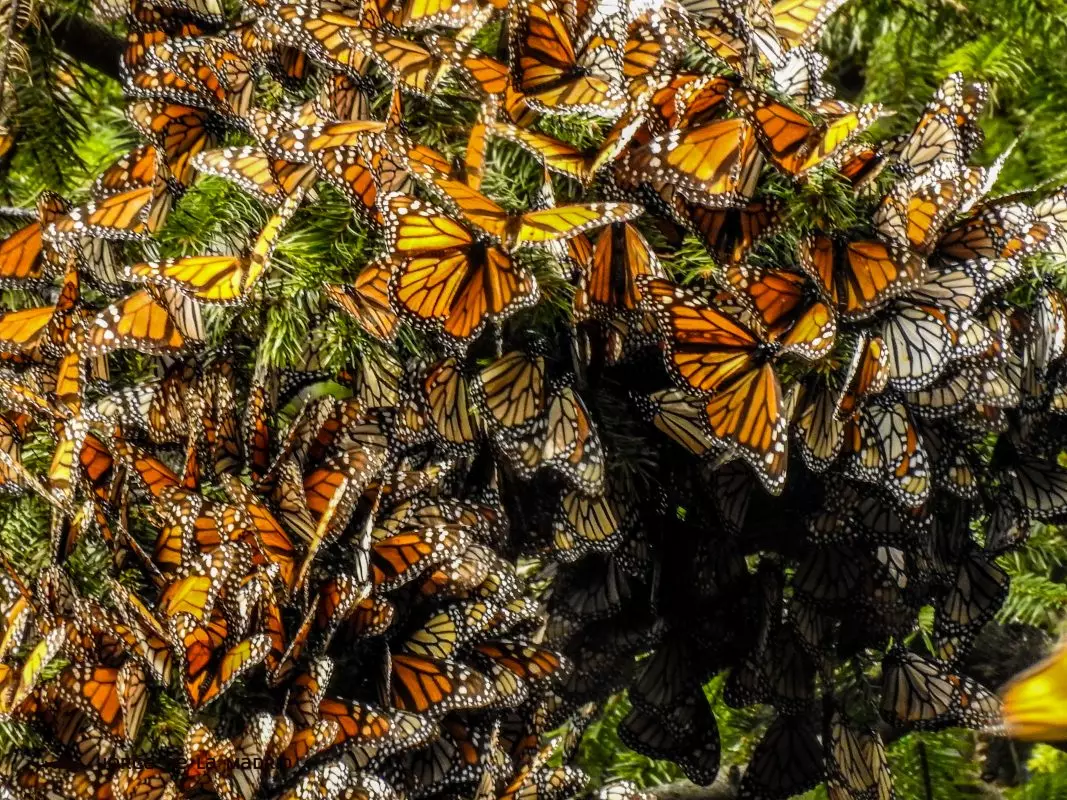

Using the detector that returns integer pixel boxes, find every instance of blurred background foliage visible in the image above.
[2,0,1067,797]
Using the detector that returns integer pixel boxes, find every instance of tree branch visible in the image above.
[0,206,34,219]
[649,769,741,800]
[40,10,123,81]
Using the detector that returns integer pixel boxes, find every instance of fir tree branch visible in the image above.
[39,10,123,81]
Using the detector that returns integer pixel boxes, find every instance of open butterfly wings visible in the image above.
[383,193,540,342]
[639,277,789,492]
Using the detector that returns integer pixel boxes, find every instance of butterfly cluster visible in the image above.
[0,0,1065,795]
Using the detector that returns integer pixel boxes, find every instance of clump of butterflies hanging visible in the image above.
[0,0,1065,794]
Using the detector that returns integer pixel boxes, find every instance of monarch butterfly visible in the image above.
[769,46,831,105]
[172,611,271,709]
[90,144,164,204]
[1001,636,1067,741]
[192,145,316,206]
[387,650,496,715]
[621,9,693,81]
[874,161,970,255]
[44,183,169,244]
[383,194,539,342]
[265,759,348,799]
[834,141,889,190]
[937,201,1053,271]
[111,766,181,800]
[122,189,303,303]
[635,388,722,459]
[573,222,664,323]
[372,524,470,592]
[471,348,547,432]
[0,216,51,285]
[0,304,58,358]
[57,659,148,742]
[108,579,174,683]
[310,575,366,648]
[399,602,494,661]
[349,595,396,638]
[283,657,332,729]
[846,400,931,508]
[93,360,195,445]
[931,73,988,156]
[0,625,66,716]
[127,100,222,188]
[326,262,399,343]
[482,118,592,184]
[496,382,605,495]
[687,197,780,269]
[880,648,1000,730]
[550,553,632,622]
[728,87,882,177]
[272,119,388,159]
[128,0,224,33]
[348,24,448,96]
[1033,187,1067,258]
[876,278,990,393]
[309,70,369,122]
[736,714,824,799]
[314,146,382,221]
[411,357,479,453]
[84,289,187,357]
[272,7,371,78]
[793,379,847,475]
[299,452,388,587]
[418,542,495,596]
[799,235,924,321]
[496,764,588,800]
[156,543,244,620]
[507,0,624,115]
[315,695,436,755]
[618,118,762,208]
[725,625,816,714]
[640,277,790,492]
[182,719,255,795]
[618,699,721,786]
[219,476,299,594]
[140,37,253,118]
[825,710,894,800]
[771,0,850,48]
[724,263,837,362]
[551,488,624,560]
[999,449,1067,522]
[381,0,484,31]
[835,333,890,420]
[401,717,499,795]
[410,170,642,250]
[933,549,1008,663]
[476,640,567,690]
[424,33,511,97]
